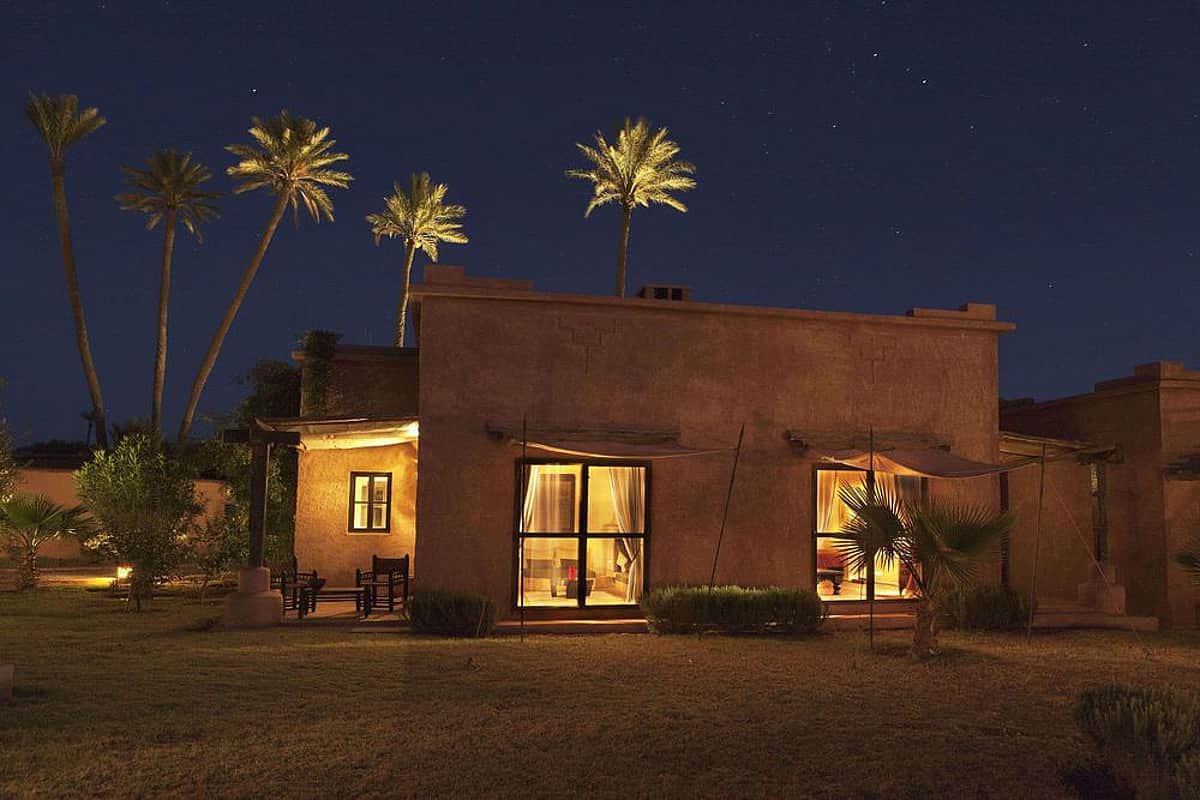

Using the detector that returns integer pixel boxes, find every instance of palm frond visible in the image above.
[115,149,221,240]
[0,494,92,549]
[225,110,352,222]
[365,171,469,258]
[25,93,106,160]
[832,483,908,578]
[566,117,696,216]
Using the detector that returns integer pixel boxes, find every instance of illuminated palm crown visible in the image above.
[116,150,221,241]
[566,117,696,217]
[367,172,468,260]
[25,93,106,159]
[226,110,352,222]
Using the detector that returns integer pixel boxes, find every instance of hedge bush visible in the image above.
[408,589,497,637]
[1075,684,1200,799]
[942,584,1029,630]
[641,585,825,635]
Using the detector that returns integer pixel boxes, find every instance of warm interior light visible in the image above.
[116,566,132,581]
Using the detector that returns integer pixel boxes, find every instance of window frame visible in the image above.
[348,471,393,533]
[512,458,651,610]
[812,464,927,602]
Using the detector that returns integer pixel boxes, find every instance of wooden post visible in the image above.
[1026,443,1048,640]
[220,424,299,629]
[248,440,270,569]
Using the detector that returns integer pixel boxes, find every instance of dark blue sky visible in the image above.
[4,1,1199,444]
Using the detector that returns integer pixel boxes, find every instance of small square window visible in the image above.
[349,472,391,532]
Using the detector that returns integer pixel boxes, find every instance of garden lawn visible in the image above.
[3,588,1200,799]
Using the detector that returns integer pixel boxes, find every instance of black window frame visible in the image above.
[812,464,927,601]
[348,471,392,533]
[512,459,651,610]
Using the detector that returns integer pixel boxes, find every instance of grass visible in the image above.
[2,589,1199,798]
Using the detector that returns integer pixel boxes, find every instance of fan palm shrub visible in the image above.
[177,111,351,442]
[835,483,1012,658]
[566,117,696,297]
[116,150,220,441]
[25,94,110,449]
[0,494,91,590]
[366,173,468,346]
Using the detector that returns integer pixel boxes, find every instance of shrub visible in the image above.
[75,435,201,611]
[641,585,825,635]
[408,589,497,637]
[1075,684,1200,799]
[942,584,1029,630]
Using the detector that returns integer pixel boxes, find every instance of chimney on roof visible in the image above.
[637,284,691,302]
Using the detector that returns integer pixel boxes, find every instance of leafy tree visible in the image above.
[181,358,301,567]
[0,495,91,590]
[116,150,220,441]
[177,111,351,442]
[75,434,201,610]
[234,359,300,423]
[25,94,110,449]
[193,514,247,604]
[366,173,468,346]
[566,117,696,297]
[835,484,1012,658]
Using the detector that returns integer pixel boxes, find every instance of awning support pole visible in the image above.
[701,423,746,639]
[1026,443,1048,640]
[867,426,876,651]
[519,414,528,643]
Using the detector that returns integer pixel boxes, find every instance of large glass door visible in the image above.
[517,463,647,608]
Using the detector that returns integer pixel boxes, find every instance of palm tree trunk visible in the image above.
[50,158,108,450]
[15,547,38,591]
[151,210,176,444]
[615,205,633,298]
[394,241,417,347]
[177,194,289,443]
[911,599,939,658]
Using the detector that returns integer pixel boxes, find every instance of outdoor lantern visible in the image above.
[116,565,132,581]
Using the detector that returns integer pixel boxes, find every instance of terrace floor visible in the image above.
[2,586,1195,798]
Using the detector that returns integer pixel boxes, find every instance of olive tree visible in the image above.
[75,434,200,610]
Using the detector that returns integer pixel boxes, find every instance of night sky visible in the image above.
[5,1,1200,444]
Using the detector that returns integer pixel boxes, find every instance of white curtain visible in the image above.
[521,465,543,533]
[608,466,645,603]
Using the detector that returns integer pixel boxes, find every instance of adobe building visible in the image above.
[272,265,1018,619]
[1001,362,1200,628]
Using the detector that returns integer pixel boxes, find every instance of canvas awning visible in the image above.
[813,448,1011,478]
[257,416,419,451]
[486,423,735,460]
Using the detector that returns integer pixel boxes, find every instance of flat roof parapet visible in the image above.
[1094,361,1200,392]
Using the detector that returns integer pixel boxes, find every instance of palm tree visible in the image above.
[116,150,221,442]
[366,173,468,346]
[0,494,91,590]
[25,94,110,450]
[566,117,696,297]
[176,111,351,443]
[836,483,1012,658]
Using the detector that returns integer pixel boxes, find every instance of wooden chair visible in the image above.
[271,557,319,616]
[356,554,410,613]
